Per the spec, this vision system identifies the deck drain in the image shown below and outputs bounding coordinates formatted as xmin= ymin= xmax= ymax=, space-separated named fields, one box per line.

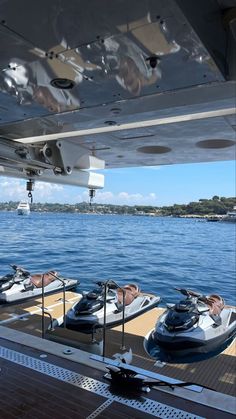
xmin=63 ymin=348 xmax=74 ymax=355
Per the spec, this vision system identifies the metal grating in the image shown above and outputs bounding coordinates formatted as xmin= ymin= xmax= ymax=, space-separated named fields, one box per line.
xmin=87 ymin=399 xmax=113 ymax=419
xmin=0 ymin=346 xmax=204 ymax=419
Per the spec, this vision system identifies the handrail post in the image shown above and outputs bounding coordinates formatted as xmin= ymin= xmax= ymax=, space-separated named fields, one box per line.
xmin=43 ymin=311 xmax=54 ymax=331
xmin=91 ymin=325 xmax=96 ymax=343
xmin=49 ymin=272 xmax=66 ymax=328
xmin=102 ymin=279 xmax=126 ymax=356
xmin=102 ymin=282 xmax=107 ymax=358
xmin=63 ymin=280 xmax=66 ymax=328
xmin=121 ymin=288 xmax=126 ymax=351
xmin=41 ymin=273 xmax=45 ymax=339
xmin=41 ymin=271 xmax=67 ymax=337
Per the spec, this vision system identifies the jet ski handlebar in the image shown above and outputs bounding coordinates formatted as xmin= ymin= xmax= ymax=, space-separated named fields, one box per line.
xmin=10 ymin=264 xmax=30 ymax=277
xmin=174 ymin=287 xmax=211 ymax=307
xmin=174 ymin=287 xmax=203 ymax=298
xmin=106 ymin=280 xmax=119 ymax=289
xmin=10 ymin=266 xmax=71 ymax=284
xmin=96 ymin=280 xmax=119 ymax=290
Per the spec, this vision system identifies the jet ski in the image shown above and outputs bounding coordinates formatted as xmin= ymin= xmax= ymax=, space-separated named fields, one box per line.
xmin=0 ymin=264 xmax=78 ymax=303
xmin=145 ymin=287 xmax=236 ymax=363
xmin=65 ymin=280 xmax=160 ymax=333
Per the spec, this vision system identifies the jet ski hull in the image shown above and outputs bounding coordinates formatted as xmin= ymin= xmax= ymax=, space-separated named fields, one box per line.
xmin=0 ymin=278 xmax=78 ymax=303
xmin=145 ymin=308 xmax=236 ymax=363
xmin=153 ymin=321 xmax=236 ymax=353
xmin=66 ymin=294 xmax=160 ymax=334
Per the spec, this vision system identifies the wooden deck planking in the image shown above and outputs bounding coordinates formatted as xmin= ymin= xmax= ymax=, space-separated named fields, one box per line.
xmin=95 ymin=401 xmax=160 ymax=419
xmin=0 ymin=291 xmax=80 ymax=317
xmin=0 ymin=339 xmax=108 ymax=419
xmin=1 ymin=293 xmax=236 ymax=398
xmin=0 ymin=339 xmax=168 ymax=419
xmin=102 ymin=306 xmax=236 ymax=396
xmin=0 ymin=291 xmax=81 ymax=337
xmin=46 ymin=311 xmax=236 ymax=396
xmin=1 ymin=366 xmax=108 ymax=419
xmin=2 ymin=365 xmax=104 ymax=418
xmin=1 ymin=338 xmax=235 ymax=419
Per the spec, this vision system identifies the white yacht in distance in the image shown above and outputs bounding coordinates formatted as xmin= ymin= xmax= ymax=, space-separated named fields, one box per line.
xmin=17 ymin=201 xmax=30 ymax=215
xmin=223 ymin=206 xmax=236 ymax=222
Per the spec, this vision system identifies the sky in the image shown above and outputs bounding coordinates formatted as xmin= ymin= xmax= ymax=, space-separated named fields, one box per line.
xmin=0 ymin=160 xmax=235 ymax=206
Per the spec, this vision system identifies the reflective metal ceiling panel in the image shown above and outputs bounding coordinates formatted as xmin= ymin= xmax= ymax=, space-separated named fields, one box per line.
xmin=0 ymin=0 xmax=235 ymax=185
xmin=0 ymin=0 xmax=224 ymax=125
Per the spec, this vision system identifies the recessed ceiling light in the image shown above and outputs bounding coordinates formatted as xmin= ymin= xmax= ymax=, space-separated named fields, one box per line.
xmin=104 ymin=120 xmax=117 ymax=126
xmin=110 ymin=108 xmax=121 ymax=115
xmin=196 ymin=139 xmax=236 ymax=149
xmin=137 ymin=146 xmax=171 ymax=154
xmin=50 ymin=78 xmax=75 ymax=89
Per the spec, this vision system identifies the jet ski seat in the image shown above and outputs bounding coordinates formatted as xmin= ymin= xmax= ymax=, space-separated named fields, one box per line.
xmin=206 ymin=294 xmax=225 ymax=316
xmin=30 ymin=271 xmax=57 ymax=288
xmin=117 ymin=284 xmax=140 ymax=306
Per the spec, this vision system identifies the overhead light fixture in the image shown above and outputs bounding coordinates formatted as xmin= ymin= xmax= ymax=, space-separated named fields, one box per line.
xmin=50 ymin=78 xmax=75 ymax=89
xmin=16 ymin=107 xmax=235 ymax=144
xmin=196 ymin=139 xmax=236 ymax=149
xmin=137 ymin=146 xmax=171 ymax=154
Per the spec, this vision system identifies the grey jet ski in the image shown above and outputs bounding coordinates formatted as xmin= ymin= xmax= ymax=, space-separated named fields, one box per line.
xmin=0 ymin=264 xmax=78 ymax=303
xmin=145 ymin=287 xmax=236 ymax=363
xmin=65 ymin=280 xmax=160 ymax=333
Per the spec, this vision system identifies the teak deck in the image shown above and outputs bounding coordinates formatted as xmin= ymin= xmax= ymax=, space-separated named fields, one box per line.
xmin=0 ymin=291 xmax=235 ymax=418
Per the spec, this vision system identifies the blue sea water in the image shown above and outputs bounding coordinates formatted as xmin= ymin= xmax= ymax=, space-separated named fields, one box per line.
xmin=0 ymin=211 xmax=235 ymax=306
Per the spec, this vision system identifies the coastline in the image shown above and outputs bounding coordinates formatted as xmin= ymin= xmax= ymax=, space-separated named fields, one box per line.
xmin=0 ymin=196 xmax=235 ymax=220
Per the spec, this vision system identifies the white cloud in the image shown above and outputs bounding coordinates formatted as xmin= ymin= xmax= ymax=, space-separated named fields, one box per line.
xmin=95 ymin=191 xmax=115 ymax=202
xmin=34 ymin=182 xmax=64 ymax=200
xmin=0 ymin=177 xmax=158 ymax=206
xmin=0 ymin=178 xmax=25 ymax=199
xmin=95 ymin=190 xmax=157 ymax=205
xmin=0 ymin=178 xmax=64 ymax=202
xmin=118 ymin=192 xmax=143 ymax=201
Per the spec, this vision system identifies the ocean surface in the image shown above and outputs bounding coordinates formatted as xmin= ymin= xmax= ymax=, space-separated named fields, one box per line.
xmin=0 ymin=211 xmax=235 ymax=306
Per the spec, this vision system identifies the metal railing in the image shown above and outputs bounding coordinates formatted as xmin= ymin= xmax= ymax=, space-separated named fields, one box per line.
xmin=40 ymin=274 xmax=126 ymax=356
xmin=102 ymin=280 xmax=126 ymax=358
xmin=41 ymin=272 xmax=66 ymax=339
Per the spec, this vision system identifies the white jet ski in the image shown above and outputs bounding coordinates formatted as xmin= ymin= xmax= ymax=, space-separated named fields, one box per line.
xmin=65 ymin=280 xmax=161 ymax=333
xmin=0 ymin=264 xmax=78 ymax=303
xmin=145 ymin=287 xmax=236 ymax=363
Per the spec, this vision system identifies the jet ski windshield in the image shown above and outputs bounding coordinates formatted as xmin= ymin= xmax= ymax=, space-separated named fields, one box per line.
xmin=175 ymin=300 xmax=195 ymax=312
xmin=87 ymin=288 xmax=102 ymax=299
xmin=74 ymin=287 xmax=104 ymax=315
xmin=164 ymin=300 xmax=199 ymax=332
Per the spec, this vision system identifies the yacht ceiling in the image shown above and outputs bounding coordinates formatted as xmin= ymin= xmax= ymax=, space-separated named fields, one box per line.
xmin=0 ymin=0 xmax=235 ymax=187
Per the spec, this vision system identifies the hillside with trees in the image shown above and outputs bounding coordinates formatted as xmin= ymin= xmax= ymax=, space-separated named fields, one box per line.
xmin=160 ymin=196 xmax=236 ymax=217
xmin=0 ymin=196 xmax=235 ymax=217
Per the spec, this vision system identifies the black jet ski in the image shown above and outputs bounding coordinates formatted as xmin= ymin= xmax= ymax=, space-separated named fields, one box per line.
xmin=145 ymin=287 xmax=236 ymax=363
xmin=0 ymin=264 xmax=78 ymax=303
xmin=65 ymin=280 xmax=160 ymax=333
